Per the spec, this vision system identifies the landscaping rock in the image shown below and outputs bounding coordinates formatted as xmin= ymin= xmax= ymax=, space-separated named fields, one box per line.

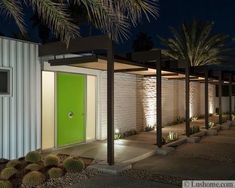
xmin=206 ymin=129 xmax=218 ymax=136
xmin=187 ymin=136 xmax=200 ymax=143
xmin=192 ymin=131 xmax=206 ymax=138
xmin=165 ymin=137 xmax=187 ymax=147
xmin=226 ymin=120 xmax=232 ymax=127
xmin=156 ymin=146 xmax=175 ymax=155
xmin=221 ymin=123 xmax=230 ymax=130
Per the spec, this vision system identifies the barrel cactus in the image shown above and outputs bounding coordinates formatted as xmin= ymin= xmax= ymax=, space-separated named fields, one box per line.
xmin=63 ymin=158 xmax=85 ymax=172
xmin=48 ymin=167 xmax=64 ymax=178
xmin=44 ymin=155 xmax=59 ymax=167
xmin=6 ymin=160 xmax=21 ymax=168
xmin=25 ymin=151 xmax=41 ymax=163
xmin=22 ymin=171 xmax=46 ymax=187
xmin=0 ymin=167 xmax=18 ymax=180
xmin=25 ymin=163 xmax=43 ymax=171
xmin=0 ymin=180 xmax=13 ymax=188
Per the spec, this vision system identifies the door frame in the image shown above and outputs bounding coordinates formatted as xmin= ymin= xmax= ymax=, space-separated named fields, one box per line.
xmin=55 ymin=71 xmax=87 ymax=148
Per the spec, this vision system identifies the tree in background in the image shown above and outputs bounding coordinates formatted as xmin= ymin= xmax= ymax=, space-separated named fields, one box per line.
xmin=132 ymin=32 xmax=154 ymax=52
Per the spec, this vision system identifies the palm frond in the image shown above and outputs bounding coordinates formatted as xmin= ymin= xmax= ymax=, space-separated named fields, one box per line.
xmin=0 ymin=0 xmax=25 ymax=33
xmin=159 ymin=21 xmax=233 ymax=66
xmin=27 ymin=0 xmax=79 ymax=44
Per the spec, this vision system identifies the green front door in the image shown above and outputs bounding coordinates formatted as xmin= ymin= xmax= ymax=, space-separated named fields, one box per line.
xmin=57 ymin=73 xmax=85 ymax=147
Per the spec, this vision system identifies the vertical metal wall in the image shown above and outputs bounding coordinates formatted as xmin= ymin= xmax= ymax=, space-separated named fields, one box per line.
xmin=0 ymin=37 xmax=41 ymax=159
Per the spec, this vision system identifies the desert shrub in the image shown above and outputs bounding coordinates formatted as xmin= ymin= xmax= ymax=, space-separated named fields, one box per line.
xmin=25 ymin=151 xmax=41 ymax=163
xmin=144 ymin=126 xmax=154 ymax=132
xmin=0 ymin=180 xmax=13 ymax=188
xmin=44 ymin=155 xmax=59 ymax=167
xmin=190 ymin=126 xmax=200 ymax=134
xmin=0 ymin=167 xmax=18 ymax=180
xmin=63 ymin=158 xmax=84 ymax=172
xmin=48 ymin=167 xmax=64 ymax=178
xmin=208 ymin=122 xmax=215 ymax=128
xmin=166 ymin=132 xmax=178 ymax=143
xmin=22 ymin=171 xmax=46 ymax=187
xmin=25 ymin=163 xmax=43 ymax=171
xmin=6 ymin=160 xmax=21 ymax=168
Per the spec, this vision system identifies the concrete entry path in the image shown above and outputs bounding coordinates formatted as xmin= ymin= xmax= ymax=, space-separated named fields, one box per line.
xmin=132 ymin=126 xmax=235 ymax=180
xmin=49 ymin=139 xmax=156 ymax=164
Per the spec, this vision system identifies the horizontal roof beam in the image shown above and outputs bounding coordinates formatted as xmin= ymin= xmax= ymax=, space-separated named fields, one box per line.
xmin=48 ymin=55 xmax=98 ymax=66
xmin=114 ymin=68 xmax=148 ymax=73
xmin=39 ymin=35 xmax=111 ymax=57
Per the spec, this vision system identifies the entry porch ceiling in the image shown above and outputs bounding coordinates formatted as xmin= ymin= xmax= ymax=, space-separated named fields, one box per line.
xmin=48 ymin=56 xmax=218 ymax=82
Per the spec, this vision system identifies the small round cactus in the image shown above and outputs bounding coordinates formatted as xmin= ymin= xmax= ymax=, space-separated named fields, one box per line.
xmin=25 ymin=151 xmax=41 ymax=163
xmin=22 ymin=171 xmax=46 ymax=187
xmin=63 ymin=158 xmax=85 ymax=172
xmin=44 ymin=154 xmax=59 ymax=167
xmin=48 ymin=167 xmax=64 ymax=178
xmin=25 ymin=163 xmax=43 ymax=171
xmin=0 ymin=180 xmax=13 ymax=188
xmin=0 ymin=167 xmax=18 ymax=180
xmin=6 ymin=160 xmax=21 ymax=168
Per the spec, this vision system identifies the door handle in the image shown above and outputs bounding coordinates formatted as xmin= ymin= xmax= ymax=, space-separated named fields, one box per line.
xmin=68 ymin=112 xmax=74 ymax=119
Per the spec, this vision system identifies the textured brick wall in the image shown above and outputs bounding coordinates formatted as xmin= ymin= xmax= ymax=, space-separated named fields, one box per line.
xmin=136 ymin=77 xmax=216 ymax=129
xmin=97 ymin=73 xmax=216 ymax=139
xmin=98 ymin=72 xmax=137 ymax=139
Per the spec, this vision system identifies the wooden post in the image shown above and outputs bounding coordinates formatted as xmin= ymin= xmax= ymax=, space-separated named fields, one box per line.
xmin=219 ymin=71 xmax=223 ymax=125
xmin=156 ymin=51 xmax=162 ymax=147
xmin=107 ymin=37 xmax=114 ymax=165
xmin=229 ymin=73 xmax=232 ymax=121
xmin=185 ymin=63 xmax=190 ymax=137
xmin=205 ymin=68 xmax=209 ymax=129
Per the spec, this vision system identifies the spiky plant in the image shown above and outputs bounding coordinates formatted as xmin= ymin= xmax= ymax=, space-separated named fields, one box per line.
xmin=160 ymin=21 xmax=232 ymax=66
xmin=0 ymin=0 xmax=159 ymax=44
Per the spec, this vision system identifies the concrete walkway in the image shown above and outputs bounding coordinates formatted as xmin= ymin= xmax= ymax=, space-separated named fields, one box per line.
xmin=133 ymin=126 xmax=235 ymax=180
xmin=50 ymin=139 xmax=156 ymax=164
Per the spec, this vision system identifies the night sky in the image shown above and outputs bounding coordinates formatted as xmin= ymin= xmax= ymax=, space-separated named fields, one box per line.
xmin=0 ymin=0 xmax=235 ymax=52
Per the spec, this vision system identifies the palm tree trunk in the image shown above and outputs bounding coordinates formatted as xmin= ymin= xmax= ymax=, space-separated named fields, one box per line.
xmin=185 ymin=63 xmax=190 ymax=137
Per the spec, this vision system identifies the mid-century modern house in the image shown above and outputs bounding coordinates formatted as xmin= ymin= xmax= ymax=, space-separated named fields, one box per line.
xmin=0 ymin=35 xmax=234 ymax=161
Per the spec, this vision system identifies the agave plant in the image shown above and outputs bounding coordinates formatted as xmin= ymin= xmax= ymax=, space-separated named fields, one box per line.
xmin=0 ymin=0 xmax=159 ymax=44
xmin=160 ymin=20 xmax=232 ymax=66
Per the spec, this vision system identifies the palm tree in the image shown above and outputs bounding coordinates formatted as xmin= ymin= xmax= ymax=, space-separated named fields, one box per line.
xmin=159 ymin=21 xmax=232 ymax=66
xmin=159 ymin=20 xmax=233 ymax=137
xmin=0 ymin=0 xmax=159 ymax=44
xmin=132 ymin=32 xmax=154 ymax=52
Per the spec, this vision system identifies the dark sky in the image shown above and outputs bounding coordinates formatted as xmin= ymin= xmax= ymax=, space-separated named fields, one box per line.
xmin=1 ymin=0 xmax=235 ymax=53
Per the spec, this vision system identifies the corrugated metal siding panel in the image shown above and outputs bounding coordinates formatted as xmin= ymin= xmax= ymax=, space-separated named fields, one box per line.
xmin=0 ymin=38 xmax=41 ymax=159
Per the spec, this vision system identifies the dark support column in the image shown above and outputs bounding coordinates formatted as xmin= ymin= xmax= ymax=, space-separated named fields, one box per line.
xmin=219 ymin=71 xmax=223 ymax=125
xmin=185 ymin=63 xmax=190 ymax=137
xmin=156 ymin=51 xmax=162 ymax=147
xmin=205 ymin=68 xmax=209 ymax=129
xmin=107 ymin=38 xmax=114 ymax=165
xmin=229 ymin=74 xmax=233 ymax=121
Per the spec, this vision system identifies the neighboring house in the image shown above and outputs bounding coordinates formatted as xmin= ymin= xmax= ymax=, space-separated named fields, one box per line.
xmin=0 ymin=37 xmax=222 ymax=160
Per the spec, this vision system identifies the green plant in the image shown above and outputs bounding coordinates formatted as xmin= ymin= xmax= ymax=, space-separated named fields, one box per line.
xmin=190 ymin=126 xmax=200 ymax=134
xmin=0 ymin=167 xmax=18 ymax=180
xmin=6 ymin=160 xmax=21 ymax=168
xmin=25 ymin=163 xmax=43 ymax=171
xmin=25 ymin=151 xmax=41 ymax=163
xmin=22 ymin=171 xmax=46 ymax=187
xmin=48 ymin=167 xmax=64 ymax=178
xmin=208 ymin=122 xmax=215 ymax=128
xmin=166 ymin=132 xmax=178 ymax=143
xmin=44 ymin=154 xmax=59 ymax=167
xmin=144 ymin=126 xmax=154 ymax=132
xmin=176 ymin=116 xmax=185 ymax=124
xmin=63 ymin=158 xmax=85 ymax=172
xmin=0 ymin=180 xmax=13 ymax=188
xmin=191 ymin=116 xmax=198 ymax=122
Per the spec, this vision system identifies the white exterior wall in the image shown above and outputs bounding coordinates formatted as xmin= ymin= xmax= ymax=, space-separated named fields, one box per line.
xmin=137 ymin=77 xmax=216 ymax=128
xmin=0 ymin=37 xmax=41 ymax=159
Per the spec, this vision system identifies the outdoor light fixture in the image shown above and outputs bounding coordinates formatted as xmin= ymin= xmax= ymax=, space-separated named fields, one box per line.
xmin=115 ymin=128 xmax=120 ymax=134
